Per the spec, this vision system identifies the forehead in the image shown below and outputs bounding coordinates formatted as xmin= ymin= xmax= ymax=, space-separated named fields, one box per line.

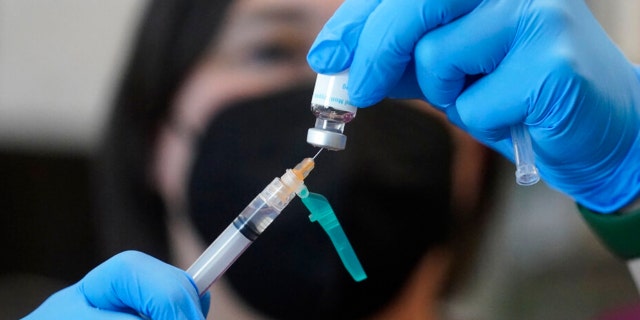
xmin=228 ymin=0 xmax=341 ymax=26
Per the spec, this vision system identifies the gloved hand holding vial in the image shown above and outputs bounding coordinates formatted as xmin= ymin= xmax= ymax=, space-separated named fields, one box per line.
xmin=306 ymin=0 xmax=640 ymax=213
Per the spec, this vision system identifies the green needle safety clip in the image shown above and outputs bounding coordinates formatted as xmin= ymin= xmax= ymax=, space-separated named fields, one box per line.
xmin=298 ymin=191 xmax=367 ymax=282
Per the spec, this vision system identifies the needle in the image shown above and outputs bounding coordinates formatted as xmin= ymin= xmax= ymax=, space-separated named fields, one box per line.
xmin=313 ymin=148 xmax=324 ymax=160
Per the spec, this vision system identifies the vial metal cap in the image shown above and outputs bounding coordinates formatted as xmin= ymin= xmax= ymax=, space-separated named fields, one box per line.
xmin=307 ymin=128 xmax=346 ymax=151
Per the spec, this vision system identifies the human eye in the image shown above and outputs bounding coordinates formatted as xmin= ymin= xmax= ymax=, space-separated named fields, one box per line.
xmin=247 ymin=41 xmax=298 ymax=66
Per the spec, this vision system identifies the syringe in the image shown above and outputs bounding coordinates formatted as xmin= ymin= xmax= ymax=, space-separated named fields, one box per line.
xmin=186 ymin=157 xmax=316 ymax=295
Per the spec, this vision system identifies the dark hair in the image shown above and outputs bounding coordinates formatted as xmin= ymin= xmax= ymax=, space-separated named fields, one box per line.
xmin=92 ymin=0 xmax=234 ymax=261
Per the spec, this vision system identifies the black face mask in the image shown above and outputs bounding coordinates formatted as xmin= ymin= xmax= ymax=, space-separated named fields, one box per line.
xmin=188 ymin=86 xmax=454 ymax=320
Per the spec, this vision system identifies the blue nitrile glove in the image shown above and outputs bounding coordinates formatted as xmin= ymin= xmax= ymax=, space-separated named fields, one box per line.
xmin=23 ymin=251 xmax=210 ymax=320
xmin=307 ymin=0 xmax=640 ymax=213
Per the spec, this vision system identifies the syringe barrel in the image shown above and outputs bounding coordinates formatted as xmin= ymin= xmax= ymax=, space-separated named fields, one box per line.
xmin=186 ymin=176 xmax=300 ymax=295
xmin=187 ymin=222 xmax=252 ymax=295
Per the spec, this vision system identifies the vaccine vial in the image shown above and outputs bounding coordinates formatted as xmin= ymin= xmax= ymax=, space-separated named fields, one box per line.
xmin=306 ymin=70 xmax=357 ymax=151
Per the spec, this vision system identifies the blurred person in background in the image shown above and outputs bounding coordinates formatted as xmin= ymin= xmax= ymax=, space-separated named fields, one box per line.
xmin=93 ymin=0 xmax=494 ymax=319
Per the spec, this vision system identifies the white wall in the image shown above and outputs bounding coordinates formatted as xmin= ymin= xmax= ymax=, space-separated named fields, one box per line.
xmin=587 ymin=0 xmax=640 ymax=62
xmin=0 ymin=0 xmax=638 ymax=154
xmin=0 ymin=0 xmax=146 ymax=153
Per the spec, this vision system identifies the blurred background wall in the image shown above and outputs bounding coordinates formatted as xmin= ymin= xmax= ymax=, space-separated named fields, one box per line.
xmin=0 ymin=1 xmax=146 ymax=318
xmin=0 ymin=0 xmax=638 ymax=319
xmin=0 ymin=0 xmax=145 ymax=153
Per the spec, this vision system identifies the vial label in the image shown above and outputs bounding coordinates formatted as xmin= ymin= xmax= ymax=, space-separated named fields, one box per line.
xmin=311 ymin=70 xmax=357 ymax=113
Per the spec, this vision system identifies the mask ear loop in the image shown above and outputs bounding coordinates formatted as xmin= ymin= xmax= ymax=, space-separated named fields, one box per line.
xmin=297 ymin=190 xmax=367 ymax=282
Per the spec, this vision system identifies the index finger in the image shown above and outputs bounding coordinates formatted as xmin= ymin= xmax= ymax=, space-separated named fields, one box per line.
xmin=307 ymin=0 xmax=380 ymax=74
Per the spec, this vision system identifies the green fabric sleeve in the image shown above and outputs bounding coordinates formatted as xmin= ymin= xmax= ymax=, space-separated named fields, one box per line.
xmin=578 ymin=204 xmax=640 ymax=260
